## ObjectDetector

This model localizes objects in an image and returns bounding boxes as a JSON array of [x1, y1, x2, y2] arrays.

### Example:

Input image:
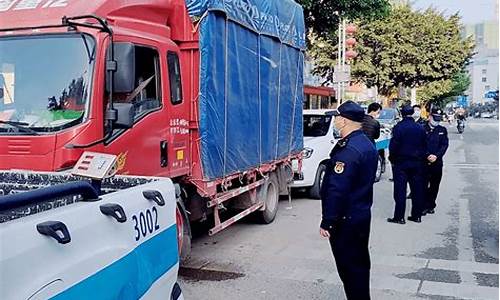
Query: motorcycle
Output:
[[457, 119, 465, 134]]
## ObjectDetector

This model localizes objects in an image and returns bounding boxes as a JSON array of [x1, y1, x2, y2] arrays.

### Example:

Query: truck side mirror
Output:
[[113, 103, 135, 129], [106, 42, 135, 93]]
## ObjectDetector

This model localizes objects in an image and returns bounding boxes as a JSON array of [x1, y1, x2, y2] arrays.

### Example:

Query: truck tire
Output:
[[309, 164, 326, 199], [257, 174, 279, 224], [176, 205, 191, 264], [375, 156, 383, 183]]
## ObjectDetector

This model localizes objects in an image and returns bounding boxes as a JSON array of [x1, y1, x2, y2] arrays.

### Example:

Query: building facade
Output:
[[463, 21, 499, 104]]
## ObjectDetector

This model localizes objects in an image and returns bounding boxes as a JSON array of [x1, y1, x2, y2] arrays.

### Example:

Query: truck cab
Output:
[[0, 0, 193, 179]]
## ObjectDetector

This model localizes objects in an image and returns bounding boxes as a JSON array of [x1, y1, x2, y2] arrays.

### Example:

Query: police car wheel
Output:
[[257, 174, 279, 224], [309, 164, 326, 199]]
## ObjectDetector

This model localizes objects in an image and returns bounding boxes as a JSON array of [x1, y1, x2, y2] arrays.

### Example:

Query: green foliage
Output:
[[417, 71, 471, 106], [309, 5, 475, 97], [297, 0, 390, 39]]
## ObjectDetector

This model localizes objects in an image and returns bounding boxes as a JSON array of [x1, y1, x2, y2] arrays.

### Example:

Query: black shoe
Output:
[[387, 218, 406, 224], [407, 216, 421, 223], [427, 209, 435, 214]]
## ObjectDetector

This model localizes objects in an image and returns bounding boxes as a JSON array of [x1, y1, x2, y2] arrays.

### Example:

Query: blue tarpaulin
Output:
[[186, 0, 305, 180]]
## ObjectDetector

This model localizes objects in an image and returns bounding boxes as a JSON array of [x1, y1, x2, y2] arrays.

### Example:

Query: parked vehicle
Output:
[[481, 111, 493, 118], [378, 108, 401, 129], [0, 0, 305, 258], [291, 110, 391, 199], [0, 153, 183, 300]]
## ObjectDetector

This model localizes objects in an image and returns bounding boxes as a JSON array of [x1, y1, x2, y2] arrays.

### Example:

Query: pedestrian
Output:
[[422, 108, 449, 215], [319, 100, 378, 300], [387, 104, 427, 224], [362, 102, 382, 143], [412, 104, 426, 126]]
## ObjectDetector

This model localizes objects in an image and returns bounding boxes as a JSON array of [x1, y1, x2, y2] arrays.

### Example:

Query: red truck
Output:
[[0, 0, 305, 258]]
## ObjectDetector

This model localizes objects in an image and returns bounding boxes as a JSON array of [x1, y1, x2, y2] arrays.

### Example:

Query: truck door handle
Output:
[[37, 221, 71, 244], [100, 203, 127, 223], [160, 141, 168, 168], [142, 190, 165, 206], [330, 140, 335, 144]]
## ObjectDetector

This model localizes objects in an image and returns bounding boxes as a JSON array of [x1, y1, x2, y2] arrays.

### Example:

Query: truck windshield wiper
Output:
[[0, 120, 39, 135]]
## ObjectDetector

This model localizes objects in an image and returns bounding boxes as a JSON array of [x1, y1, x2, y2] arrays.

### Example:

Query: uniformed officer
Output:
[[422, 108, 449, 215], [319, 100, 378, 300], [388, 105, 427, 224], [412, 104, 427, 126]]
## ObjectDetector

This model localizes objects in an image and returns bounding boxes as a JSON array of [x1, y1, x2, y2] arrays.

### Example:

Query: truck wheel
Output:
[[309, 164, 326, 199], [375, 156, 383, 183], [176, 205, 191, 264], [257, 174, 279, 224]]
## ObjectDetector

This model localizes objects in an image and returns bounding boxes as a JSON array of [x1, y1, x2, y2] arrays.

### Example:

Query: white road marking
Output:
[[458, 198, 477, 285]]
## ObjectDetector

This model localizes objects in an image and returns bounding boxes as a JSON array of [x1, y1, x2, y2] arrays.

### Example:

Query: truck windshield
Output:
[[303, 115, 332, 137], [0, 34, 95, 134]]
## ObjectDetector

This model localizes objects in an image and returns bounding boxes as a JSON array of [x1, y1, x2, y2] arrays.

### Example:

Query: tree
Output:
[[417, 71, 471, 107], [309, 5, 475, 97], [297, 0, 390, 39], [353, 6, 474, 97]]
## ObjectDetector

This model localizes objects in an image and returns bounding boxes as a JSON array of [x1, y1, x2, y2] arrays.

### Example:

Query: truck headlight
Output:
[[302, 147, 314, 159]]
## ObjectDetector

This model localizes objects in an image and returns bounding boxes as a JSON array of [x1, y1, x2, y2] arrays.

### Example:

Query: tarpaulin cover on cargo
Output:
[[186, 0, 305, 180]]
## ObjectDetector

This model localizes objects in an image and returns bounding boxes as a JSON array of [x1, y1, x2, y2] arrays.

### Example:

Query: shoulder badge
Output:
[[334, 162, 345, 174], [337, 138, 348, 148]]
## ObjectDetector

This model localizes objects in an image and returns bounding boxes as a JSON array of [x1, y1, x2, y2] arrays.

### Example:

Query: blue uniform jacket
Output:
[[389, 117, 427, 164], [320, 130, 378, 230], [424, 122, 449, 166]]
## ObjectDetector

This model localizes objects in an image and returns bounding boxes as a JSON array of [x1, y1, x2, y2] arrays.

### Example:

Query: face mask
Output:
[[334, 117, 346, 133], [413, 110, 421, 119], [429, 119, 440, 127]]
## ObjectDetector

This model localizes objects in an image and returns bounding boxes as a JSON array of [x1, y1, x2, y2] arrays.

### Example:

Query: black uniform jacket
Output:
[[320, 130, 378, 230], [389, 117, 427, 164], [424, 122, 449, 166]]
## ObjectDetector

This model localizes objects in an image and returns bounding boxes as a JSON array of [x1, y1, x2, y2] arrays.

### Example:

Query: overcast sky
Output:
[[412, 0, 498, 24]]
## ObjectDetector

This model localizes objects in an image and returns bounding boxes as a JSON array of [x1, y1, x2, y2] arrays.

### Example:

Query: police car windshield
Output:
[[303, 115, 332, 137]]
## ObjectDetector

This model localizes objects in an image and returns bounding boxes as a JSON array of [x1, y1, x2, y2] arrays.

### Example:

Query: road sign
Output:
[[485, 90, 499, 99], [333, 65, 351, 82], [456, 95, 468, 107]]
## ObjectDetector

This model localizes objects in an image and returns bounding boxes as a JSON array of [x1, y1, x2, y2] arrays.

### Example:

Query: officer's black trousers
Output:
[[392, 162, 425, 219], [425, 164, 443, 210], [329, 218, 371, 300]]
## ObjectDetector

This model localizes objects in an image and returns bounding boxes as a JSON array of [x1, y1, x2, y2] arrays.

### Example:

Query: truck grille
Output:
[[7, 139, 31, 154]]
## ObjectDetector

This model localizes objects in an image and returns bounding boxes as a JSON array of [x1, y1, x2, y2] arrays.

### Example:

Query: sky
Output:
[[413, 0, 498, 24]]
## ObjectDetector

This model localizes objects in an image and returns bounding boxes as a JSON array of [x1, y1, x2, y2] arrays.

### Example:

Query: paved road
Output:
[[179, 119, 498, 300]]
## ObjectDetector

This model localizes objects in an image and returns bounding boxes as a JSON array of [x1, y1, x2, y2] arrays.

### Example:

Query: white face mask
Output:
[[334, 117, 347, 134], [429, 119, 440, 127], [413, 110, 421, 119]]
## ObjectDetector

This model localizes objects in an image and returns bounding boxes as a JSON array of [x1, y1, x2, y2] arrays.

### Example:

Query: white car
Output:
[[0, 169, 184, 300], [291, 109, 390, 199]]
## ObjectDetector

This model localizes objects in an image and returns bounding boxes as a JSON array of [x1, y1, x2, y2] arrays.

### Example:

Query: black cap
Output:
[[401, 105, 414, 116], [430, 107, 443, 121], [332, 101, 365, 122]]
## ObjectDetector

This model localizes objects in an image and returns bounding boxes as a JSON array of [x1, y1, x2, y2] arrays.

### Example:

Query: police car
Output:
[[291, 109, 390, 198], [0, 153, 183, 300]]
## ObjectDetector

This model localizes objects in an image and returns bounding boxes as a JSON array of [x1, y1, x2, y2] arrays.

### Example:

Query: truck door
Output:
[[104, 42, 169, 176], [164, 51, 190, 177]]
